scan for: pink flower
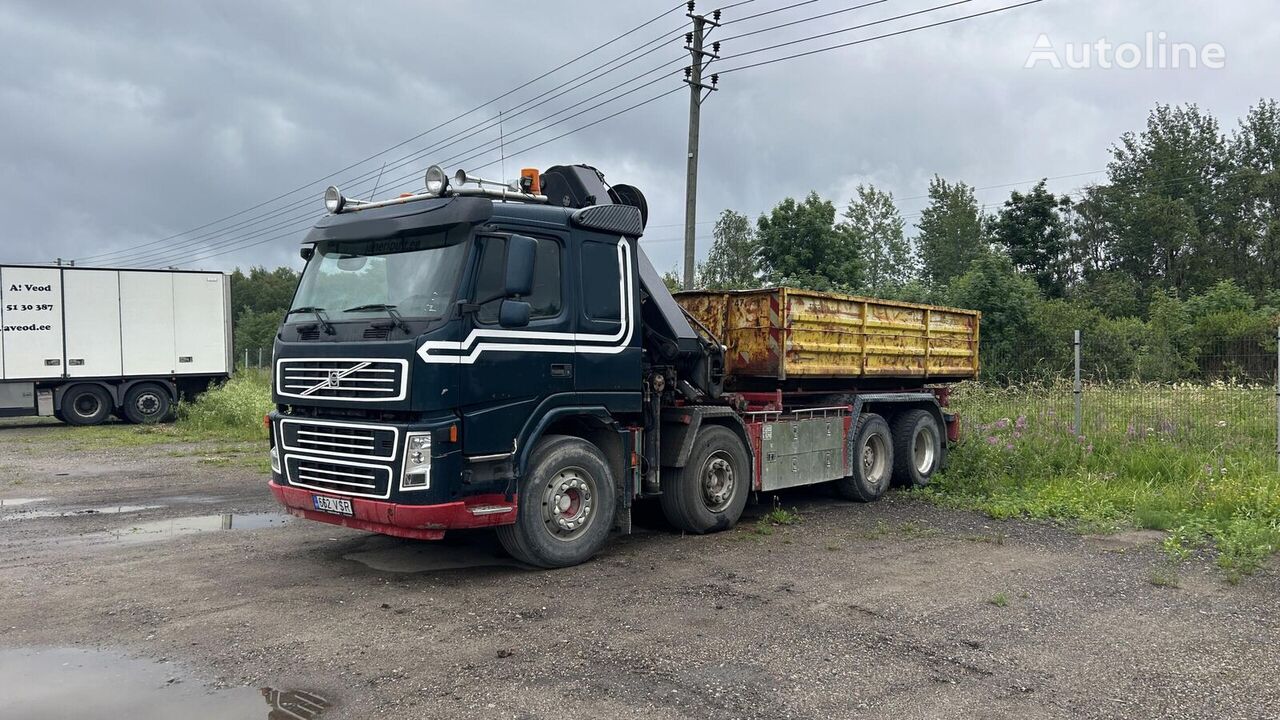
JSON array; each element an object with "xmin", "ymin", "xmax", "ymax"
[
  {"xmin": 987, "ymin": 436, "xmax": 1000, "ymax": 445},
  {"xmin": 1015, "ymin": 415, "xmax": 1028, "ymax": 430},
  {"xmin": 994, "ymin": 418, "xmax": 1010, "ymax": 429}
]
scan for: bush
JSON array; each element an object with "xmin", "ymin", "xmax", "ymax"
[{"xmin": 177, "ymin": 370, "xmax": 272, "ymax": 441}]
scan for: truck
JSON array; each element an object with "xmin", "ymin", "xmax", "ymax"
[
  {"xmin": 267, "ymin": 164, "xmax": 980, "ymax": 568},
  {"xmin": 0, "ymin": 265, "xmax": 232, "ymax": 425}
]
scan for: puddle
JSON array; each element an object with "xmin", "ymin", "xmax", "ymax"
[
  {"xmin": 0, "ymin": 647, "xmax": 331, "ymax": 719},
  {"xmin": 0, "ymin": 497, "xmax": 47, "ymax": 507},
  {"xmin": 344, "ymin": 534, "xmax": 528, "ymax": 573},
  {"xmin": 3, "ymin": 504, "xmax": 162, "ymax": 521},
  {"xmin": 98, "ymin": 513, "xmax": 292, "ymax": 545}
]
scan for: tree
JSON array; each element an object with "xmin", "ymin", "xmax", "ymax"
[
  {"xmin": 945, "ymin": 252, "xmax": 1042, "ymax": 379},
  {"xmin": 1104, "ymin": 103, "xmax": 1230, "ymax": 294},
  {"xmin": 989, "ymin": 180, "xmax": 1073, "ymax": 298},
  {"xmin": 1227, "ymin": 99, "xmax": 1280, "ymax": 297},
  {"xmin": 698, "ymin": 210, "xmax": 760, "ymax": 289},
  {"xmin": 916, "ymin": 176, "xmax": 986, "ymax": 289},
  {"xmin": 756, "ymin": 192, "xmax": 860, "ymax": 291},
  {"xmin": 841, "ymin": 185, "xmax": 911, "ymax": 295},
  {"xmin": 661, "ymin": 267, "xmax": 683, "ymax": 293}
]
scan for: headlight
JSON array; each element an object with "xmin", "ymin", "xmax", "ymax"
[
  {"xmin": 401, "ymin": 433, "xmax": 431, "ymax": 489},
  {"xmin": 324, "ymin": 185, "xmax": 345, "ymax": 213},
  {"xmin": 269, "ymin": 444, "xmax": 281, "ymax": 474},
  {"xmin": 424, "ymin": 165, "xmax": 448, "ymax": 196}
]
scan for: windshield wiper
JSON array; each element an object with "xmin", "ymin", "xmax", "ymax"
[
  {"xmin": 286, "ymin": 306, "xmax": 335, "ymax": 335},
  {"xmin": 343, "ymin": 304, "xmax": 411, "ymax": 334}
]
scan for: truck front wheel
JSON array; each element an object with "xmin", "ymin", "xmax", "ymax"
[
  {"xmin": 497, "ymin": 435, "xmax": 617, "ymax": 569},
  {"xmin": 61, "ymin": 384, "xmax": 113, "ymax": 426},
  {"xmin": 660, "ymin": 425, "xmax": 750, "ymax": 534}
]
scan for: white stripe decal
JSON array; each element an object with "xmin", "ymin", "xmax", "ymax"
[{"xmin": 416, "ymin": 238, "xmax": 634, "ymax": 365}]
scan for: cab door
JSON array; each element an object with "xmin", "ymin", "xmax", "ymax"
[
  {"xmin": 456, "ymin": 231, "xmax": 574, "ymax": 456},
  {"xmin": 574, "ymin": 233, "xmax": 641, "ymax": 410}
]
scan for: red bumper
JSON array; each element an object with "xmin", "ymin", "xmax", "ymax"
[{"xmin": 269, "ymin": 481, "xmax": 517, "ymax": 541}]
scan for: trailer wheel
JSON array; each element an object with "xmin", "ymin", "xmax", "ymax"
[
  {"xmin": 496, "ymin": 435, "xmax": 617, "ymax": 569},
  {"xmin": 61, "ymin": 385, "xmax": 112, "ymax": 426},
  {"xmin": 123, "ymin": 383, "xmax": 173, "ymax": 424},
  {"xmin": 660, "ymin": 425, "xmax": 750, "ymax": 534},
  {"xmin": 835, "ymin": 413, "xmax": 893, "ymax": 502},
  {"xmin": 891, "ymin": 409, "xmax": 942, "ymax": 488}
]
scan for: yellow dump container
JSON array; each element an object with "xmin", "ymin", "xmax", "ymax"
[{"xmin": 676, "ymin": 288, "xmax": 980, "ymax": 382}]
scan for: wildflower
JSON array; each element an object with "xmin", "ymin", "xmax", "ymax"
[
  {"xmin": 994, "ymin": 418, "xmax": 1010, "ymax": 430},
  {"xmin": 1015, "ymin": 415, "xmax": 1028, "ymax": 430},
  {"xmin": 986, "ymin": 436, "xmax": 1000, "ymax": 445},
  {"xmin": 1077, "ymin": 435, "xmax": 1087, "ymax": 444},
  {"xmin": 1012, "ymin": 431, "xmax": 1022, "ymax": 439},
  {"xmin": 1006, "ymin": 443, "xmax": 1015, "ymax": 450},
  {"xmin": 1085, "ymin": 444, "xmax": 1094, "ymax": 454}
]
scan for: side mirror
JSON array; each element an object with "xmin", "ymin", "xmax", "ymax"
[
  {"xmin": 498, "ymin": 299, "xmax": 531, "ymax": 328},
  {"xmin": 503, "ymin": 235, "xmax": 536, "ymax": 297},
  {"xmin": 300, "ymin": 246, "xmax": 314, "ymax": 261}
]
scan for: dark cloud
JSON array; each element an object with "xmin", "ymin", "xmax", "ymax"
[{"xmin": 0, "ymin": 0, "xmax": 1274, "ymax": 275}]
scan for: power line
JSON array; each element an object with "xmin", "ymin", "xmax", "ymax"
[
  {"xmin": 719, "ymin": 0, "xmax": 895, "ymax": 43},
  {"xmin": 718, "ymin": 0, "xmax": 1046, "ymax": 74},
  {"xmin": 71, "ymin": 3, "xmax": 688, "ymax": 264},
  {"xmin": 122, "ymin": 67, "xmax": 687, "ymax": 268},
  {"xmin": 130, "ymin": 86, "xmax": 687, "ymax": 269},
  {"xmin": 723, "ymin": 0, "xmax": 821, "ymax": 25},
  {"xmin": 97, "ymin": 33, "xmax": 693, "ymax": 266}
]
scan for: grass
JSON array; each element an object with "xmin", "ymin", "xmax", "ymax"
[
  {"xmin": 924, "ymin": 379, "xmax": 1280, "ymax": 576},
  {"xmin": 989, "ymin": 592, "xmax": 1010, "ymax": 607}
]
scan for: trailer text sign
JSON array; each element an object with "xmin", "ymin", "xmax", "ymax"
[{"xmin": 0, "ymin": 267, "xmax": 64, "ymax": 379}]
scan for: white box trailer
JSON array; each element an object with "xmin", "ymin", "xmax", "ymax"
[{"xmin": 0, "ymin": 265, "xmax": 232, "ymax": 425}]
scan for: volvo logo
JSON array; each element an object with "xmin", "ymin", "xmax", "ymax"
[{"xmin": 326, "ymin": 370, "xmax": 341, "ymax": 389}]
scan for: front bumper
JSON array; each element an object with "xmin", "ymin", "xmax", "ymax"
[{"xmin": 270, "ymin": 481, "xmax": 516, "ymax": 540}]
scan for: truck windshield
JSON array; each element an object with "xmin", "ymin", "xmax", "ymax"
[{"xmin": 290, "ymin": 230, "xmax": 468, "ymax": 322}]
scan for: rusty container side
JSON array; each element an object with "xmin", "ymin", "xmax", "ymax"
[{"xmin": 676, "ymin": 288, "xmax": 979, "ymax": 382}]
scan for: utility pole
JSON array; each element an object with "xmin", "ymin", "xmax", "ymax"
[{"xmin": 682, "ymin": 2, "xmax": 719, "ymax": 290}]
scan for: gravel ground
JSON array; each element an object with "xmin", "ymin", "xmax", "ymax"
[{"xmin": 0, "ymin": 420, "xmax": 1278, "ymax": 719}]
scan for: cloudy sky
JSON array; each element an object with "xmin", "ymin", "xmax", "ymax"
[{"xmin": 0, "ymin": 0, "xmax": 1275, "ymax": 275}]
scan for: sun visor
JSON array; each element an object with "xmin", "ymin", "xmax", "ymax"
[{"xmin": 303, "ymin": 196, "xmax": 494, "ymax": 244}]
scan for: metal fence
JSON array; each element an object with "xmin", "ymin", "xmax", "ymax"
[
  {"xmin": 235, "ymin": 347, "xmax": 273, "ymax": 371},
  {"xmin": 956, "ymin": 329, "xmax": 1280, "ymax": 472}
]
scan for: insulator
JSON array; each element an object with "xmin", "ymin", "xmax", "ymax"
[
  {"xmin": 686, "ymin": 32, "xmax": 693, "ymax": 44},
  {"xmin": 712, "ymin": 42, "xmax": 720, "ymax": 54},
  {"xmin": 684, "ymin": 67, "xmax": 692, "ymax": 78},
  {"xmin": 687, "ymin": 1, "xmax": 695, "ymax": 12},
  {"xmin": 713, "ymin": 9, "xmax": 721, "ymax": 21},
  {"xmin": 711, "ymin": 74, "xmax": 719, "ymax": 85}
]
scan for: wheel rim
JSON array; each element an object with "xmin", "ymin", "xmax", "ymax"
[
  {"xmin": 913, "ymin": 425, "xmax": 937, "ymax": 474},
  {"xmin": 541, "ymin": 466, "xmax": 596, "ymax": 541},
  {"xmin": 73, "ymin": 393, "xmax": 101, "ymax": 418},
  {"xmin": 135, "ymin": 392, "xmax": 162, "ymax": 417},
  {"xmin": 862, "ymin": 433, "xmax": 889, "ymax": 485},
  {"xmin": 701, "ymin": 451, "xmax": 736, "ymax": 512}
]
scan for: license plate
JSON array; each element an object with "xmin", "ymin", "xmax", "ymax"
[{"xmin": 312, "ymin": 495, "xmax": 353, "ymax": 516}]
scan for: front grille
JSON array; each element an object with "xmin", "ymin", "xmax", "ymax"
[
  {"xmin": 285, "ymin": 454, "xmax": 392, "ymax": 499},
  {"xmin": 276, "ymin": 358, "xmax": 408, "ymax": 402},
  {"xmin": 280, "ymin": 419, "xmax": 397, "ymax": 460}
]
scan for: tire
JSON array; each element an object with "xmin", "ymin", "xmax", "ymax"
[
  {"xmin": 123, "ymin": 383, "xmax": 174, "ymax": 424},
  {"xmin": 660, "ymin": 424, "xmax": 751, "ymax": 534},
  {"xmin": 496, "ymin": 435, "xmax": 617, "ymax": 569},
  {"xmin": 891, "ymin": 409, "xmax": 943, "ymax": 488},
  {"xmin": 61, "ymin": 384, "xmax": 113, "ymax": 426},
  {"xmin": 834, "ymin": 413, "xmax": 893, "ymax": 502}
]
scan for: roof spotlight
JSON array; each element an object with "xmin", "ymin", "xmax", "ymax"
[
  {"xmin": 324, "ymin": 185, "xmax": 345, "ymax": 214},
  {"xmin": 425, "ymin": 165, "xmax": 448, "ymax": 195}
]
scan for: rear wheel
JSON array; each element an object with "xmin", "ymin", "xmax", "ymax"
[
  {"xmin": 61, "ymin": 385, "xmax": 112, "ymax": 426},
  {"xmin": 123, "ymin": 383, "xmax": 174, "ymax": 424},
  {"xmin": 497, "ymin": 435, "xmax": 617, "ymax": 568},
  {"xmin": 660, "ymin": 425, "xmax": 750, "ymax": 534},
  {"xmin": 834, "ymin": 413, "xmax": 893, "ymax": 502},
  {"xmin": 891, "ymin": 409, "xmax": 942, "ymax": 488}
]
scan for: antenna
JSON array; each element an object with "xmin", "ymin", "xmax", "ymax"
[{"xmin": 498, "ymin": 110, "xmax": 507, "ymax": 187}]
